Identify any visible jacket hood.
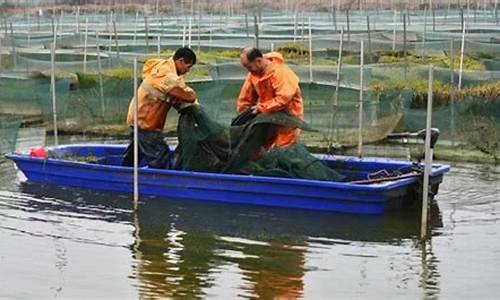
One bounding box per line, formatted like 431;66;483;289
263;52;285;64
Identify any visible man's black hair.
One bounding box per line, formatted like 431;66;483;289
246;48;263;62
174;47;196;65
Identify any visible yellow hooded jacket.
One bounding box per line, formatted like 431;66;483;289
126;57;197;131
237;52;304;148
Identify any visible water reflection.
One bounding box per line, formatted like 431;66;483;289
18;182;443;298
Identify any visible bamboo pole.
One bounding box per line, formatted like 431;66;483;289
458;20;466;90
301;17;305;42
450;40;455;86
145;15;149;51
209;13;213;50
308;17;313;82
432;5;436;31
50;41;58;147
113;19;120;60
254;15;259;48
449;40;456;147
161;15;164;39
420;65;434;240
133;57;139;211
422;7;427;56
188;17;192;48
133;11;138;45
182;24;186;47
83;17;88;73
197;10;201;52
347;10;351;49
403;13;407;55
460;8;464;33
245;13;249;37
333;7;337;31
366;15;372;56
59;11;63;39
332;27;344;143
293;13;297;42
95;31;104;117
157;35;161;57
27;14;31;48
357;40;364;158
9;22;16;68
107;28;112;53
392;9;397;51
76;6;80;34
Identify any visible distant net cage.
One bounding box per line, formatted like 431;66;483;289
0;8;499;161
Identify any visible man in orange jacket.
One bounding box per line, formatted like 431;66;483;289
237;47;304;149
122;47;198;168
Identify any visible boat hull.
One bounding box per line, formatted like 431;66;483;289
6;144;449;214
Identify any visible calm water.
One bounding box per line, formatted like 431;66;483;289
0;143;499;298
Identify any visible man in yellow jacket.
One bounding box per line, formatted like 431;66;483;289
237;47;304;149
122;47;198;168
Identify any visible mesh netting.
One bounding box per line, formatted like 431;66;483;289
175;105;344;182
1;8;500;162
0;116;22;154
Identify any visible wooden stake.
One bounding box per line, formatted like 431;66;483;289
254;15;259;48
332;28;344;143
95;31;104;117
50;41;58;147
366;15;372;56
144;14;149;50
420;65;434;240
357;40;364;158
83;17;88;73
188;17;192;48
392;9;397;51
308;17;313;82
113;19;120;60
133;57;139;211
458;20;466;90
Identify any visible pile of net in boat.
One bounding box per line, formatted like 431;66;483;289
174;105;345;182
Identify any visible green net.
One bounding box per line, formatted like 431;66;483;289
0;116;22;154
175;105;344;182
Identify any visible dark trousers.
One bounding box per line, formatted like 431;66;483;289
122;127;172;169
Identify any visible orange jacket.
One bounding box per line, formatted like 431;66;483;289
127;58;197;131
237;52;304;148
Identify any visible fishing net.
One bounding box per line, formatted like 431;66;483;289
175;105;345;182
0;116;22;154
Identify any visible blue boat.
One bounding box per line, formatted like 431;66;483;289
5;144;449;214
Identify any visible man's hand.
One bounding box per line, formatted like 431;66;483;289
250;105;260;114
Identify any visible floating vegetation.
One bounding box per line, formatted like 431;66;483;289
29;70;78;81
370;79;500;108
277;43;309;60
369;78;451;107
76;68;138;88
376;51;486;70
456;81;500;101
278;43;333;65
